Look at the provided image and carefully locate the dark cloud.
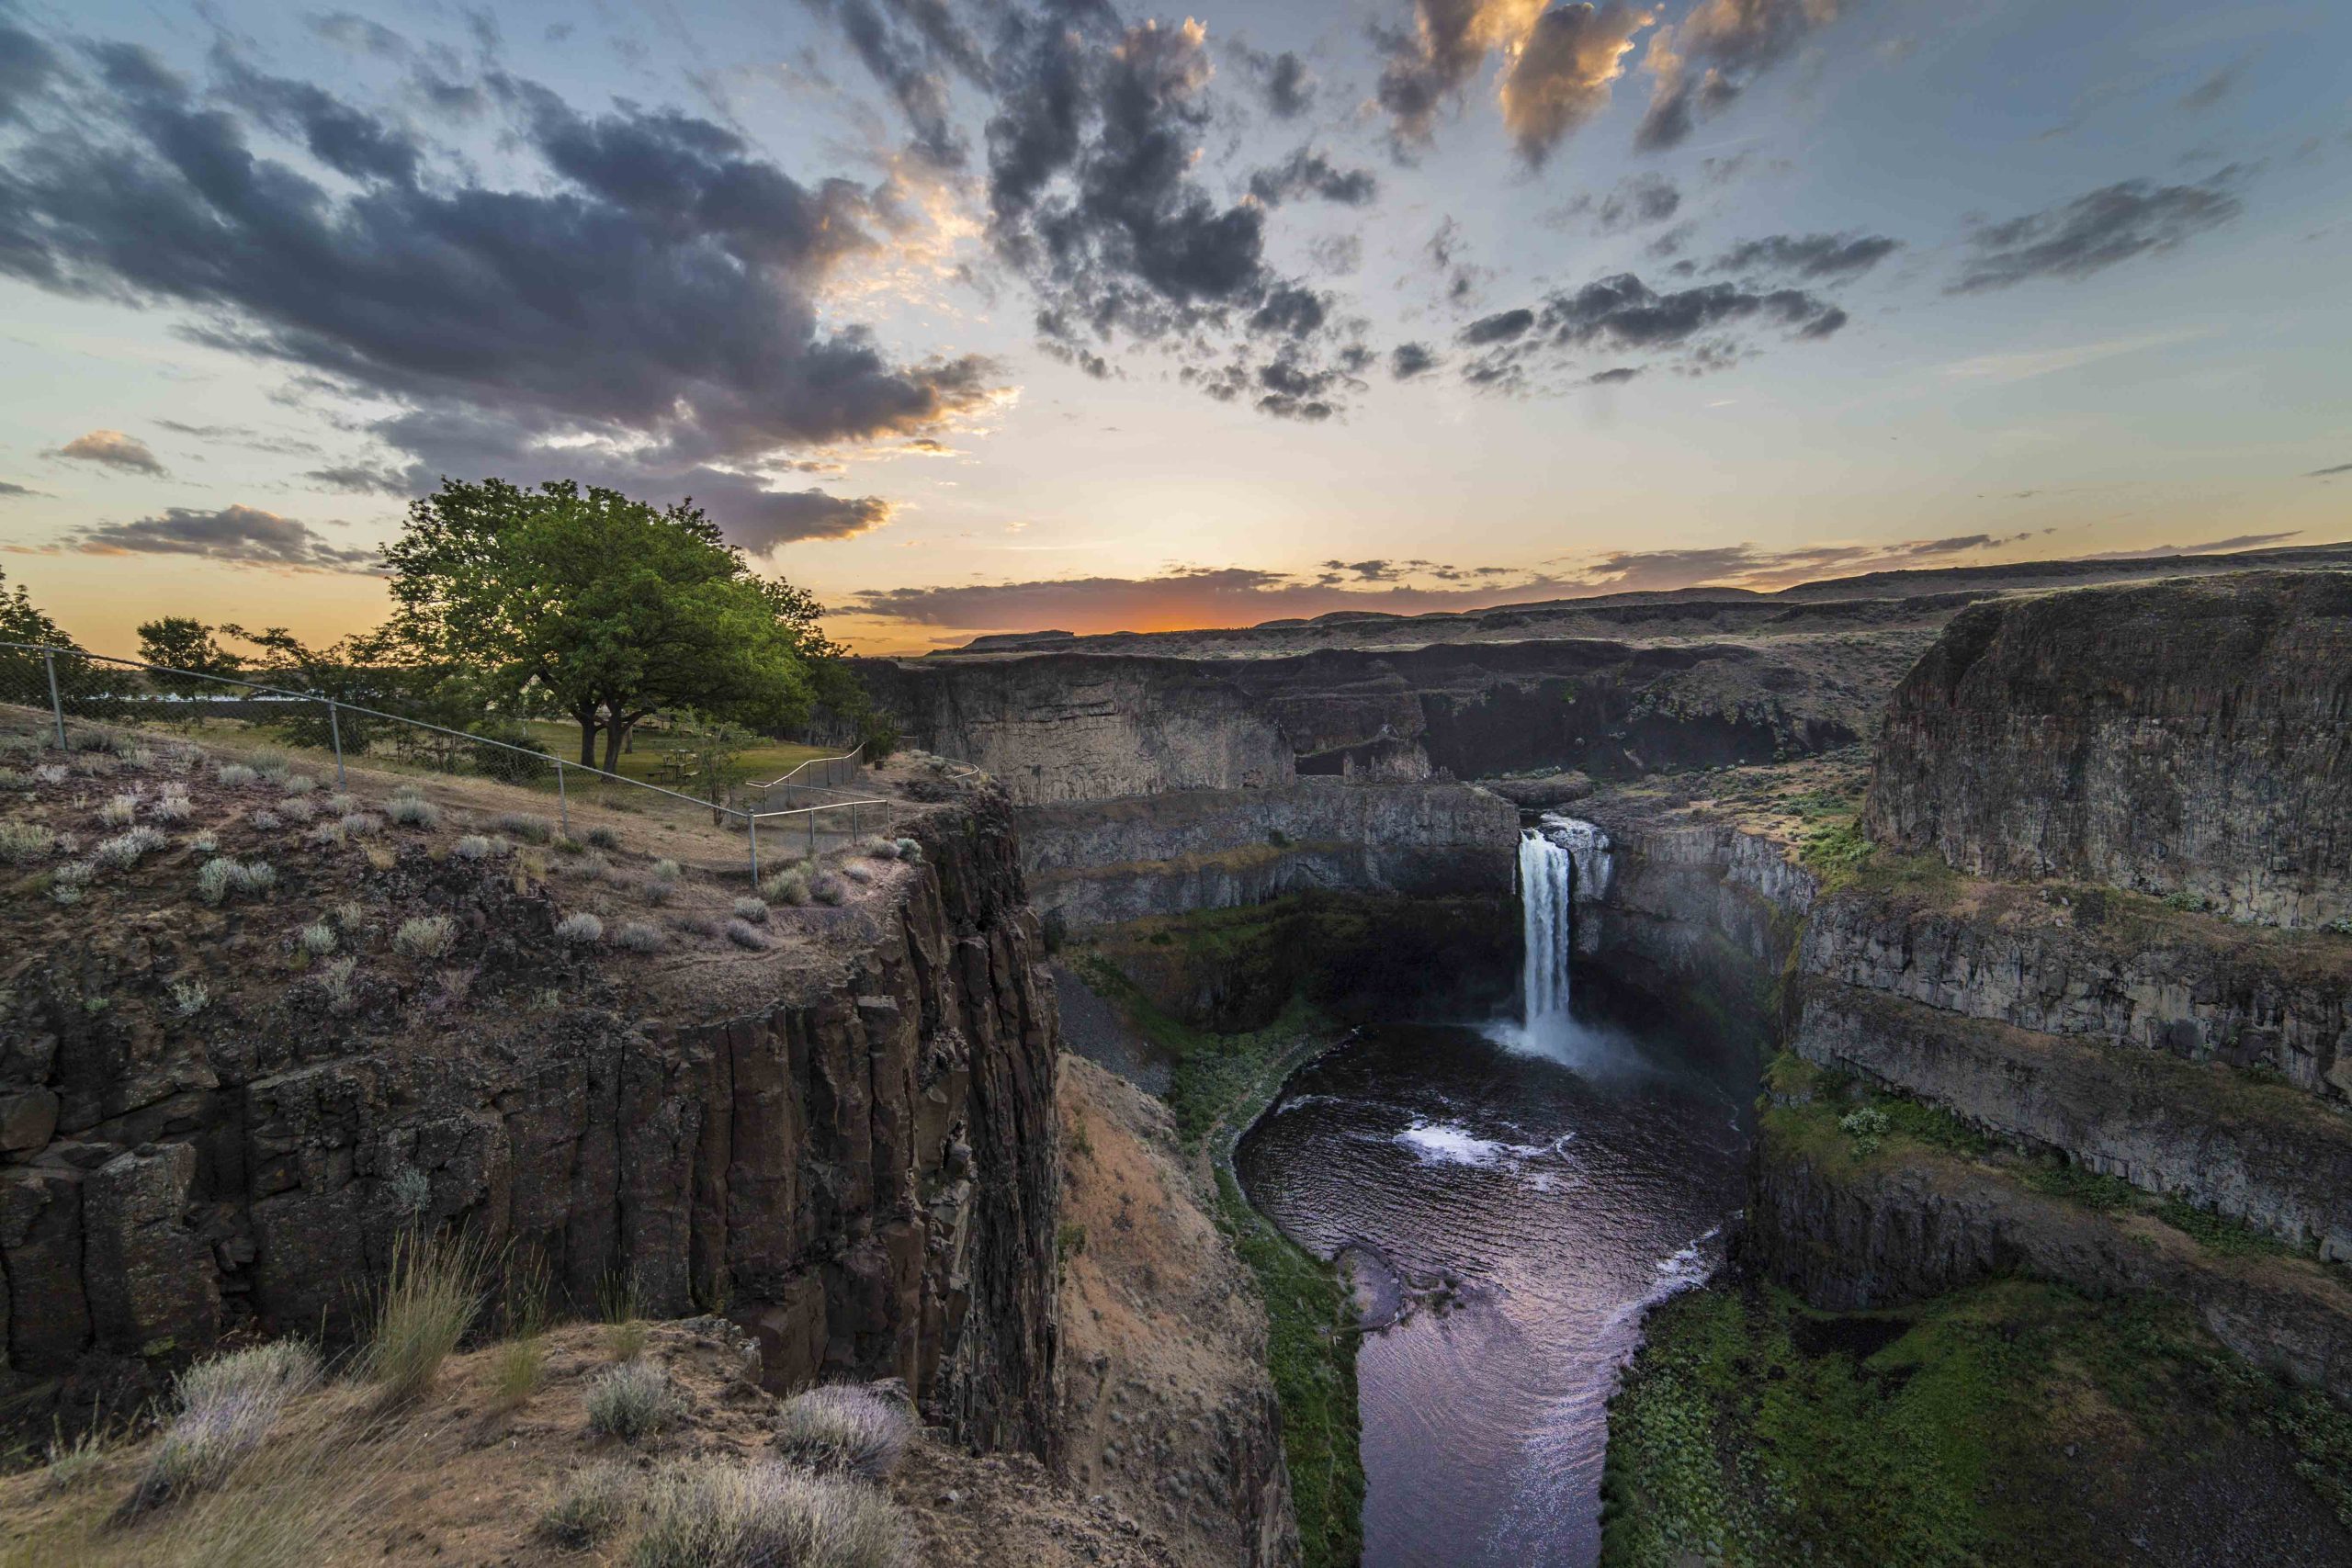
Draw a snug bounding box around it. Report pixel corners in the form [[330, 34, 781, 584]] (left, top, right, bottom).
[[218, 56, 425, 185], [2073, 532, 2300, 560], [46, 429, 165, 475], [1390, 342, 1440, 378], [155, 420, 322, 456], [1228, 42, 1317, 119], [0, 33, 1002, 548], [1247, 148, 1378, 207], [796, 0, 992, 165], [1550, 171, 1682, 232], [1713, 231, 1901, 280], [1638, 0, 1847, 152], [303, 463, 412, 495], [68, 503, 379, 571], [0, 17, 58, 121], [2309, 462, 2352, 478], [1462, 308, 1536, 345], [0, 479, 43, 497], [1540, 272, 1845, 349], [1584, 366, 1641, 383], [1499, 1, 1653, 164], [1378, 0, 1653, 158], [2179, 61, 2240, 112], [1950, 175, 2244, 292]]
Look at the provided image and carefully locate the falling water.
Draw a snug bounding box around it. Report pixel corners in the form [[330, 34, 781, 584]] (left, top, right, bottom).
[[1519, 829, 1575, 1037]]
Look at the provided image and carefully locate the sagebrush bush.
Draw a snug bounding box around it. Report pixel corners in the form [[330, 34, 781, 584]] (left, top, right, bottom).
[[319, 956, 360, 1015], [392, 915, 457, 959], [95, 826, 167, 869], [215, 763, 258, 787], [0, 821, 54, 864], [279, 773, 316, 797], [538, 1461, 638, 1549], [0, 766, 30, 792], [615, 919, 665, 953], [575, 850, 611, 880], [763, 869, 810, 906], [894, 838, 922, 863], [386, 793, 440, 829], [643, 875, 678, 906], [725, 918, 769, 950], [303, 821, 345, 849], [496, 810, 554, 844], [842, 863, 872, 886], [170, 978, 209, 1016], [279, 795, 317, 824], [297, 921, 337, 956], [674, 914, 722, 940], [556, 911, 605, 946], [584, 824, 621, 851], [732, 896, 769, 923], [338, 812, 381, 837], [586, 1360, 684, 1440], [50, 860, 95, 904], [773, 1385, 913, 1483], [333, 899, 369, 931], [248, 807, 283, 830], [650, 857, 683, 881], [196, 857, 274, 905], [325, 792, 356, 814], [365, 1227, 481, 1407], [35, 762, 68, 785], [153, 789, 193, 823], [864, 836, 899, 860], [249, 749, 290, 779], [132, 1338, 321, 1508], [811, 873, 847, 907], [628, 1461, 913, 1568], [98, 792, 139, 827], [187, 830, 220, 853], [453, 833, 495, 861]]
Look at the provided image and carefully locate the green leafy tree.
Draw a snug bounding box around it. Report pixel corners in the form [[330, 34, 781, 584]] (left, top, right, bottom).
[[379, 479, 817, 772], [136, 616, 245, 695], [221, 624, 397, 751], [1, 565, 75, 650]]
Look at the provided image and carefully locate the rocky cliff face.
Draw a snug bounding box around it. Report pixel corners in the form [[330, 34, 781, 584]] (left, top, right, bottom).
[[1864, 572, 2352, 927], [1, 783, 1062, 1453], [1018, 780, 1518, 930]]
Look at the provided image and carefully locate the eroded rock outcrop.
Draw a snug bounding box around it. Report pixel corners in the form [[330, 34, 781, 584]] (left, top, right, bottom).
[[1864, 571, 2352, 927]]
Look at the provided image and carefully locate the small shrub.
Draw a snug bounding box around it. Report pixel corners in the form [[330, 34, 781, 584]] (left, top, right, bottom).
[[195, 859, 236, 905], [152, 789, 193, 823], [0, 821, 54, 864], [584, 824, 621, 851], [169, 978, 210, 1017], [215, 763, 259, 787], [133, 1338, 321, 1507], [298, 920, 337, 956], [629, 1460, 914, 1568], [453, 833, 496, 861], [239, 860, 277, 894], [586, 1360, 684, 1441], [763, 869, 810, 906], [97, 792, 139, 827], [386, 793, 440, 829], [304, 821, 345, 849], [326, 792, 356, 814], [575, 850, 611, 880], [35, 762, 69, 785], [893, 838, 922, 863], [773, 1384, 912, 1482], [338, 811, 381, 837], [538, 1461, 638, 1548], [842, 863, 872, 886], [249, 749, 290, 779], [41, 1422, 111, 1493], [319, 956, 360, 1016], [50, 860, 95, 904], [725, 918, 769, 950], [674, 914, 722, 940], [557, 911, 605, 946], [95, 826, 168, 869], [865, 836, 900, 860], [248, 807, 283, 830], [388, 1164, 432, 1213], [2164, 890, 2208, 913], [643, 875, 678, 906], [278, 795, 317, 824], [1838, 1105, 1891, 1157], [650, 858, 683, 881], [0, 766, 29, 792], [279, 773, 317, 797], [732, 896, 770, 923], [393, 915, 458, 959], [365, 1227, 481, 1407], [187, 830, 219, 853], [495, 810, 555, 845], [811, 873, 847, 907], [333, 899, 369, 931], [616, 919, 665, 953]]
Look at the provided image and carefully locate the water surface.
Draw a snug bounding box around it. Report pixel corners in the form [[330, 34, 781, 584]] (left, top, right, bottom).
[[1236, 1017, 1750, 1568]]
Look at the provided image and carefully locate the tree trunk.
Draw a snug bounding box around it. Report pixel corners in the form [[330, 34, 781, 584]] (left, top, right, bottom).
[[575, 706, 599, 767], [601, 713, 636, 774]]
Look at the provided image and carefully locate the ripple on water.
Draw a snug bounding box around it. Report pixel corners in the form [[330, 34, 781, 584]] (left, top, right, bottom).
[[1237, 1021, 1752, 1568]]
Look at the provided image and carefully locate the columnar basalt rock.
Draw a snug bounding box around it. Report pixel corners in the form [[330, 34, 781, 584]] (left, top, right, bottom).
[[1863, 571, 2352, 927]]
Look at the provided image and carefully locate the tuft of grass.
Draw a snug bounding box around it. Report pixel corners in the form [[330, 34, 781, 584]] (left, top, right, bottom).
[[495, 810, 555, 844], [319, 956, 360, 1015], [810, 872, 846, 907], [363, 1227, 482, 1408], [248, 808, 283, 831], [650, 857, 683, 881], [214, 762, 258, 787], [392, 915, 458, 959], [586, 1359, 684, 1440], [131, 1338, 321, 1509], [491, 1335, 549, 1410], [864, 836, 900, 860], [628, 1460, 914, 1568], [0, 820, 55, 863], [453, 833, 496, 861], [332, 898, 369, 931], [616, 919, 666, 953], [386, 792, 440, 829], [279, 773, 316, 796], [97, 792, 140, 828], [724, 918, 770, 950], [732, 895, 770, 923], [152, 788, 193, 823], [51, 859, 96, 904], [773, 1385, 912, 1483], [584, 824, 621, 851], [297, 920, 337, 956], [763, 868, 810, 907], [278, 795, 317, 824], [338, 811, 381, 837], [94, 826, 167, 869], [556, 911, 605, 946], [169, 978, 210, 1016], [538, 1460, 639, 1548]]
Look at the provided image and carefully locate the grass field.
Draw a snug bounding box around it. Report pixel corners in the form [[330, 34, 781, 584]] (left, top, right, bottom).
[[514, 720, 835, 788]]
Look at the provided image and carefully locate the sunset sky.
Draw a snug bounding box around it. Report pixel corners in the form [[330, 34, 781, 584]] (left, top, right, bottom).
[[2, 0, 2347, 656]]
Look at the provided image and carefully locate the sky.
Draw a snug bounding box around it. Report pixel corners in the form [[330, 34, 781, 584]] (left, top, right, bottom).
[[0, 0, 2346, 657]]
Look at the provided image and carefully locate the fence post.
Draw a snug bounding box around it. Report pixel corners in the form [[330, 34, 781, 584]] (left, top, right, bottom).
[[327, 699, 346, 788], [43, 649, 66, 750], [556, 760, 569, 836], [747, 813, 760, 885], [850, 802, 859, 840], [807, 811, 815, 860]]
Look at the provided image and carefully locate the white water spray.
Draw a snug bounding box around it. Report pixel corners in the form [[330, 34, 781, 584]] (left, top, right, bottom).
[[1515, 815, 1612, 1042]]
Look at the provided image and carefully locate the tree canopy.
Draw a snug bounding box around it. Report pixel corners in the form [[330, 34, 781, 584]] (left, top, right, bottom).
[[1, 566, 74, 651], [379, 479, 820, 770], [136, 616, 244, 695]]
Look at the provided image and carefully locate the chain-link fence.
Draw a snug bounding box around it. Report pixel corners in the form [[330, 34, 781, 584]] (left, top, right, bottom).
[[0, 640, 901, 881]]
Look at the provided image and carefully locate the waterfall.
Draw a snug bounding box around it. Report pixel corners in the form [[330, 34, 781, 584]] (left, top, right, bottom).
[[1516, 816, 1612, 1039]]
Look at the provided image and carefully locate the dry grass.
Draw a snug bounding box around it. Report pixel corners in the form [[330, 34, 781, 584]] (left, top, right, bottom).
[[773, 1385, 912, 1483], [538, 1460, 640, 1549], [364, 1227, 483, 1408], [628, 1460, 914, 1568], [130, 1338, 322, 1510], [586, 1360, 686, 1441]]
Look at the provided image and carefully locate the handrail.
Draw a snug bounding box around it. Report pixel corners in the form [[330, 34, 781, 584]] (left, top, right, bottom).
[[749, 796, 892, 820], [751, 741, 863, 792]]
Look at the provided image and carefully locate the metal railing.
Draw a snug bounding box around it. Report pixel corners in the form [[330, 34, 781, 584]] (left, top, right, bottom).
[[0, 640, 899, 882]]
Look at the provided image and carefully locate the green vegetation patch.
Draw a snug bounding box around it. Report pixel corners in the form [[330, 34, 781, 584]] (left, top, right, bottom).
[[1602, 1279, 2352, 1568]]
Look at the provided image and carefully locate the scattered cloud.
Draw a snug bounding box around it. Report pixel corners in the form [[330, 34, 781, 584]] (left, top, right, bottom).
[[1391, 342, 1441, 378], [1377, 0, 1656, 162], [1461, 269, 1849, 389], [0, 479, 44, 498], [1248, 148, 1380, 207], [2178, 61, 2241, 112], [2309, 462, 2352, 478], [2073, 532, 2300, 559], [46, 428, 166, 475], [303, 463, 413, 495], [1712, 231, 1901, 280], [67, 504, 380, 571], [1638, 0, 1850, 152], [1229, 42, 1317, 119], [1552, 172, 1683, 233], [1949, 175, 2245, 292]]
